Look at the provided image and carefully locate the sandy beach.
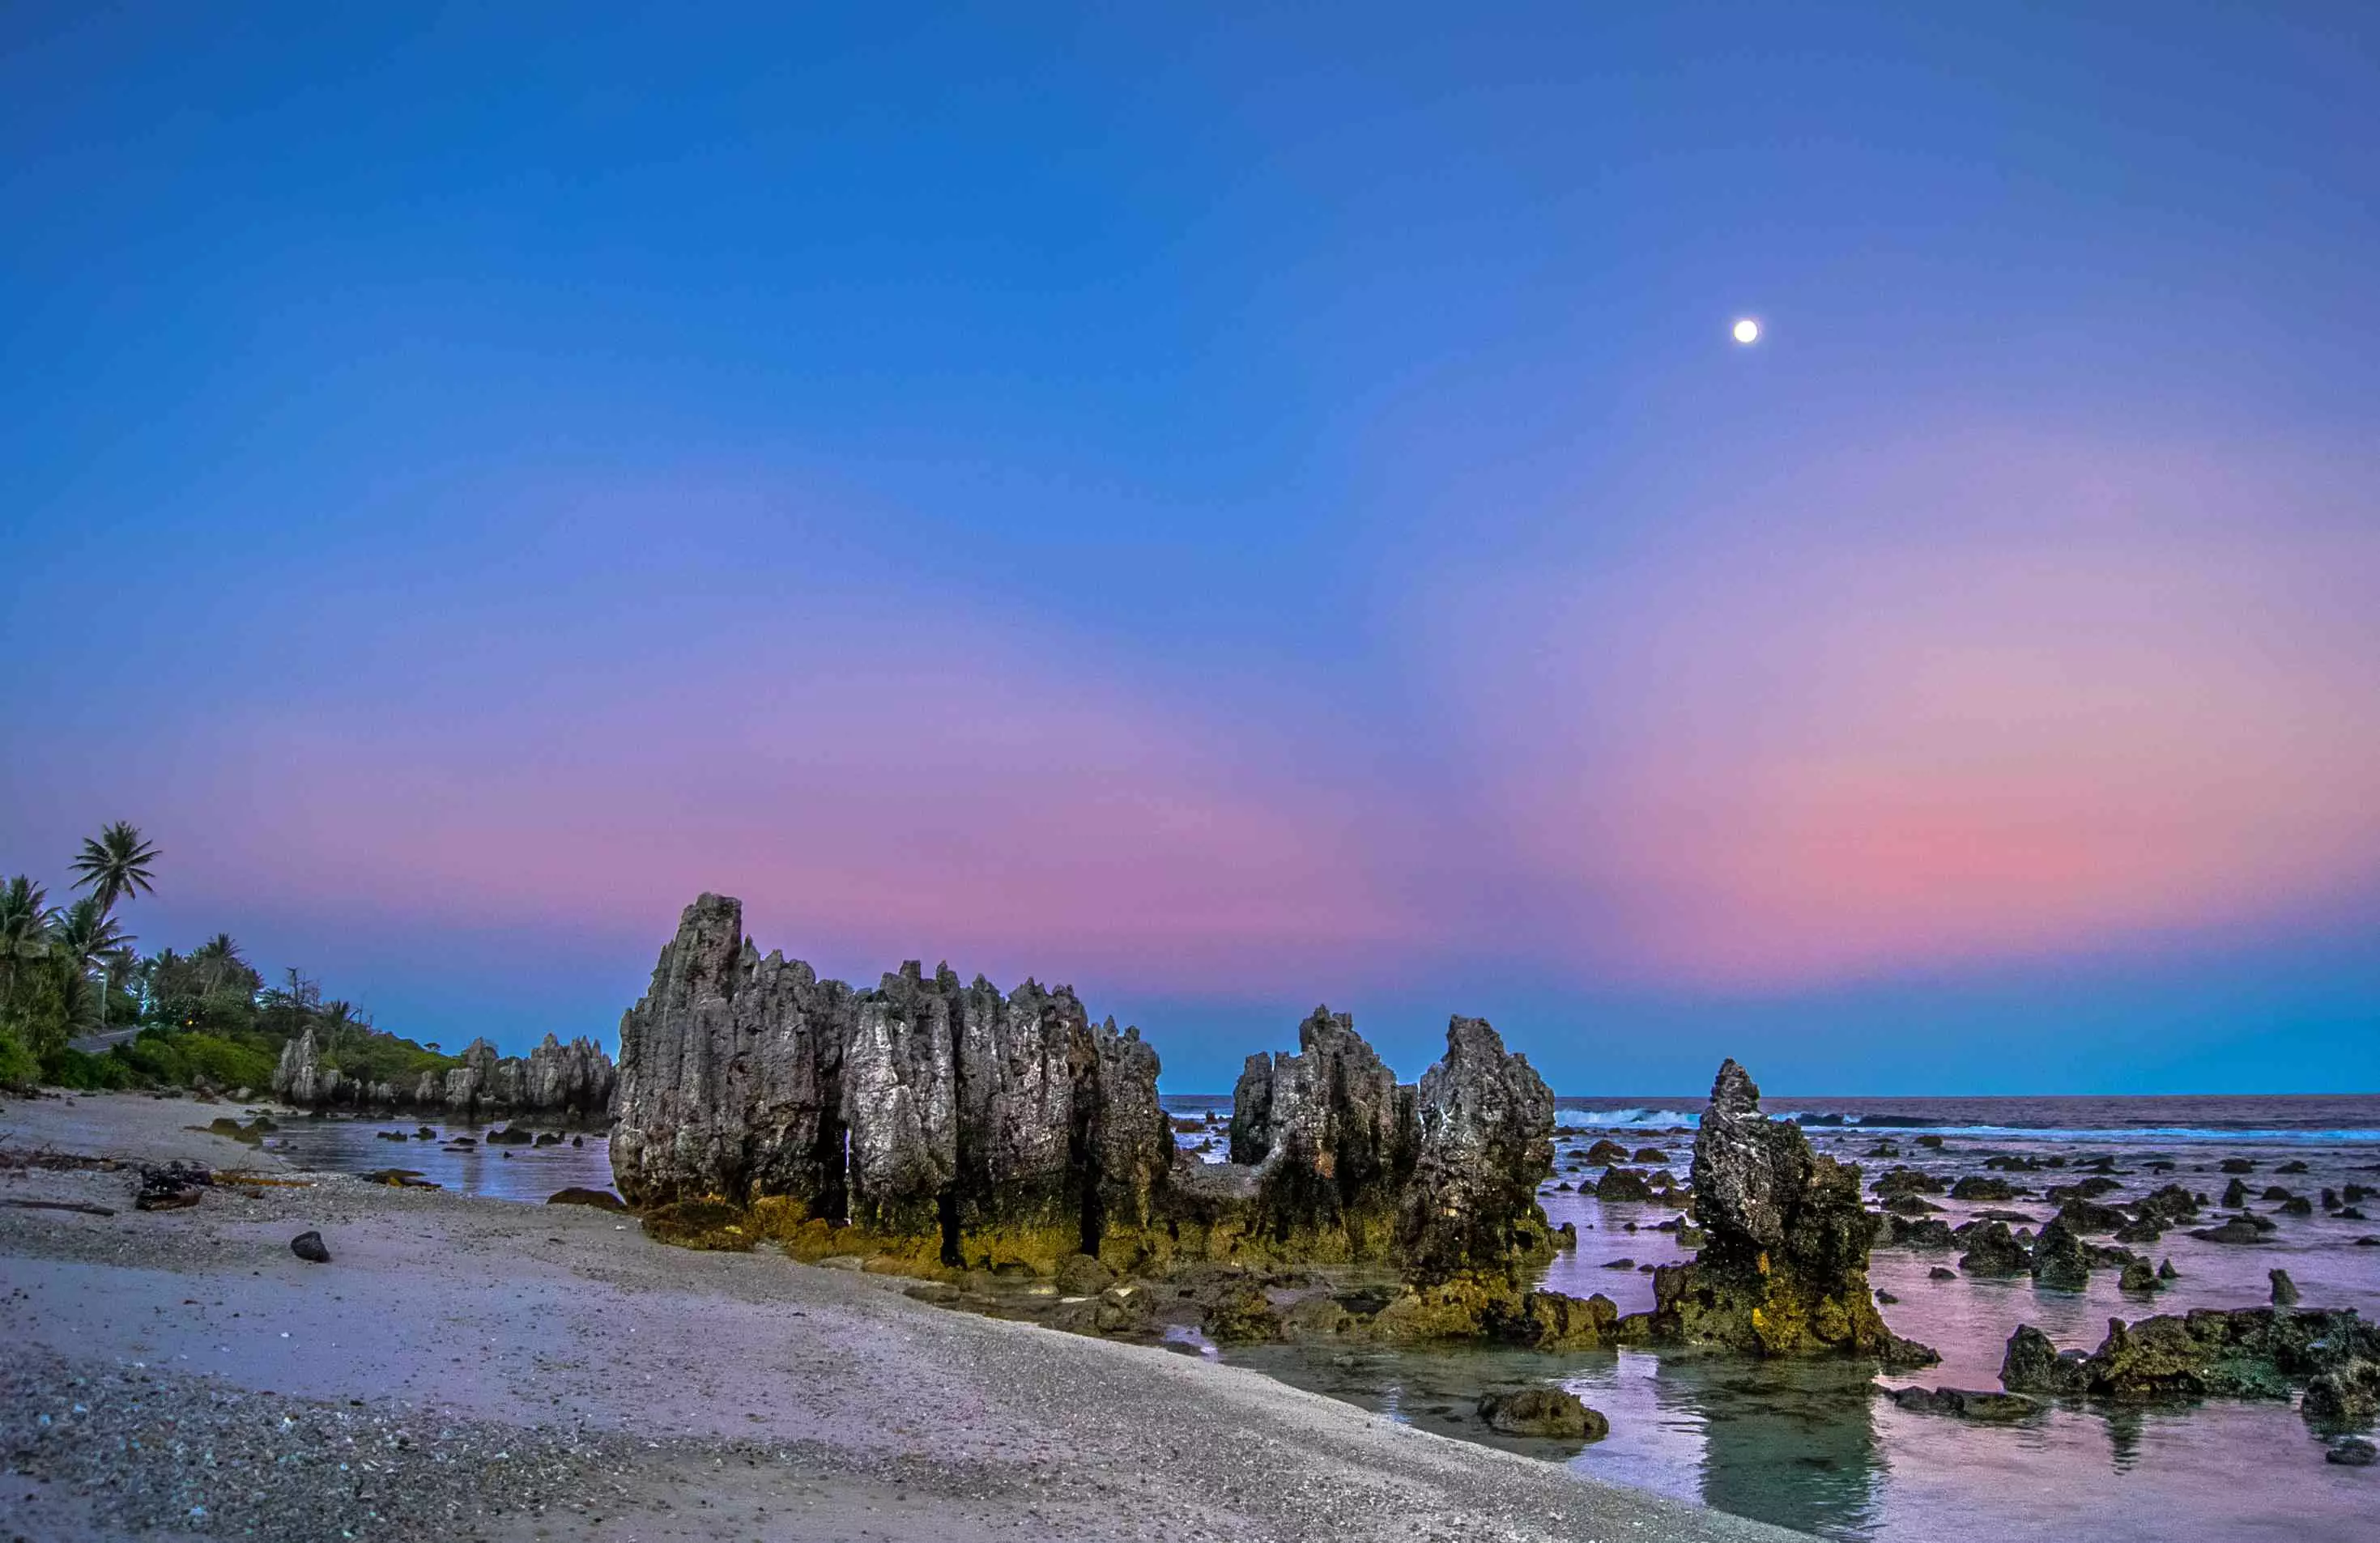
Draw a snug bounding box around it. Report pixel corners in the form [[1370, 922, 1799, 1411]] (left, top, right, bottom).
[[0, 1091, 1803, 1543]]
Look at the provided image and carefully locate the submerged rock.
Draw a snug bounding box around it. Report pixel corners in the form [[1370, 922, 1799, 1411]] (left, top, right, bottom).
[[1886, 1386, 2039, 1422], [1478, 1387, 1607, 1440], [1629, 1060, 1935, 1365]]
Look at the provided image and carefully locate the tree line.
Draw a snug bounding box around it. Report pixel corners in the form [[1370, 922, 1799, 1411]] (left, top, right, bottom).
[[1, 823, 456, 1093]]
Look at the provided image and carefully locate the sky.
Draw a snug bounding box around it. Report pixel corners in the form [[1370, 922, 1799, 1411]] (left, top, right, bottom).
[[4, 3, 2377, 1095]]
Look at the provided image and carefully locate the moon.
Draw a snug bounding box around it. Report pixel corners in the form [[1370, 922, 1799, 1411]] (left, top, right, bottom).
[[1732, 317, 1761, 345]]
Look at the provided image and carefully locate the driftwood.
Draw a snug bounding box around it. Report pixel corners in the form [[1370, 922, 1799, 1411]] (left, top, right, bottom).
[[0, 1197, 116, 1216]]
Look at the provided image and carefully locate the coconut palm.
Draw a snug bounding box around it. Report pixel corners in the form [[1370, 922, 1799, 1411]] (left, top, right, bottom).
[[53, 896, 135, 1031], [69, 821, 160, 916], [0, 875, 55, 993], [189, 932, 256, 997]]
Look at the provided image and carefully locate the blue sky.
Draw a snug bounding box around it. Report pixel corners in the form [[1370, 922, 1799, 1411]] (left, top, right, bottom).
[[4, 4, 2376, 1092]]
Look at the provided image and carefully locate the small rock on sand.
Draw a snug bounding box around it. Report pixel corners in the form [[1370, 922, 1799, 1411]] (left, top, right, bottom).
[[291, 1231, 330, 1264]]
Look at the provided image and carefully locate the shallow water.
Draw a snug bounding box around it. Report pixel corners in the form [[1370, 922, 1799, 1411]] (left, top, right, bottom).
[[253, 1112, 619, 1203], [1210, 1102, 2380, 1543]]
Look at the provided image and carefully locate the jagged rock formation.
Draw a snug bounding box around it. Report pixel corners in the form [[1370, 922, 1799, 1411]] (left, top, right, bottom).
[[1227, 1005, 1419, 1260], [1621, 1059, 1935, 1365], [1396, 1015, 1557, 1286], [273, 1029, 615, 1118], [610, 894, 1171, 1274]]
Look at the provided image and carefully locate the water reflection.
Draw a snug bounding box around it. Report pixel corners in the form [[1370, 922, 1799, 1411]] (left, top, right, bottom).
[[253, 1112, 619, 1202]]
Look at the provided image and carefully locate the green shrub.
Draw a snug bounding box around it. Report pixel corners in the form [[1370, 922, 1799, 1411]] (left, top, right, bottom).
[[0, 1022, 39, 1090], [47, 1046, 138, 1090]]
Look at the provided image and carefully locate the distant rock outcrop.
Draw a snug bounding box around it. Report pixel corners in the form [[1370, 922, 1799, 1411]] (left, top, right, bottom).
[[273, 1029, 614, 1118], [1621, 1059, 1936, 1365], [610, 893, 1172, 1274]]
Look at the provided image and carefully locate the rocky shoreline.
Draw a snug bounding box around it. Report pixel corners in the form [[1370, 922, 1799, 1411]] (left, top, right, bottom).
[[0, 1090, 1808, 1543]]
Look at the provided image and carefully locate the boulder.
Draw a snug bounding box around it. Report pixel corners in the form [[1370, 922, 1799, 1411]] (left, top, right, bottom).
[[2271, 1269, 2300, 1307], [1999, 1324, 2089, 1395], [1595, 1167, 1654, 1202], [2330, 1437, 2378, 1467], [547, 1187, 628, 1213], [289, 1231, 330, 1264], [2030, 1218, 2093, 1290], [1949, 1176, 2019, 1201], [1477, 1387, 1607, 1440], [1958, 1221, 2030, 1277]]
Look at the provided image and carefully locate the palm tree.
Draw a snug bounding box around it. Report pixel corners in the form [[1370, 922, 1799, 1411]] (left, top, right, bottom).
[[0, 875, 55, 995], [53, 896, 134, 1031], [189, 932, 253, 996], [70, 821, 160, 916]]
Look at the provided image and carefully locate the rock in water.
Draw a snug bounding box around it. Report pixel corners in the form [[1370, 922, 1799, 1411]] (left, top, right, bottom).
[[1634, 1059, 1935, 1364], [2329, 1437, 2378, 1467], [2002, 1309, 2380, 1405], [2030, 1218, 2093, 1290], [1394, 1017, 1557, 1286], [290, 1231, 330, 1264], [2271, 1268, 2300, 1306], [1227, 1006, 1418, 1260], [1477, 1387, 1608, 1439], [1958, 1221, 2030, 1277]]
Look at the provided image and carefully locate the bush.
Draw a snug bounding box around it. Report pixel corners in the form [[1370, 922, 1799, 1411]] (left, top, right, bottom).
[[0, 1022, 39, 1090], [47, 1046, 138, 1090], [117, 1027, 277, 1091]]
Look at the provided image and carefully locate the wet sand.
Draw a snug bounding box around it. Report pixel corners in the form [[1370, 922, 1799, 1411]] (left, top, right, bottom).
[[0, 1092, 1804, 1543]]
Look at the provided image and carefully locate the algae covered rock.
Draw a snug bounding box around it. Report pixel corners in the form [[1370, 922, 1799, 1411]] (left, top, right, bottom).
[[2001, 1307, 2380, 1405], [1478, 1387, 1607, 1440], [1637, 1059, 1935, 1365], [641, 1199, 757, 1252]]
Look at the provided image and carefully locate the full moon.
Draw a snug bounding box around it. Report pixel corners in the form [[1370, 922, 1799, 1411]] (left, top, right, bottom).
[[1732, 317, 1761, 344]]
